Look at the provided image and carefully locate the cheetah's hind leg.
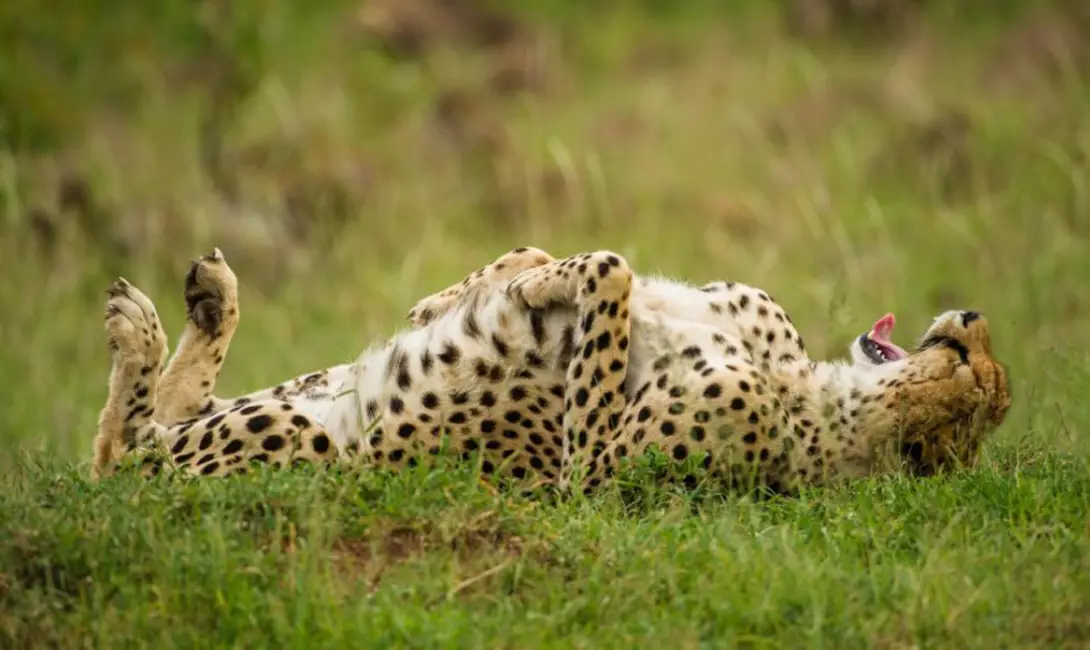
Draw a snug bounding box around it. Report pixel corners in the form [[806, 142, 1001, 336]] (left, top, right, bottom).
[[407, 247, 555, 327], [505, 251, 634, 492], [155, 248, 241, 424], [93, 262, 342, 481], [93, 278, 171, 479]]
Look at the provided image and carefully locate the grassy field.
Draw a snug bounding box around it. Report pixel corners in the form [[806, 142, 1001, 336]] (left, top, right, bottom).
[[2, 1, 1090, 647]]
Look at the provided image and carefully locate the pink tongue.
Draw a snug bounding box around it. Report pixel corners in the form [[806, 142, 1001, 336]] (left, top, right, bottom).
[[869, 312, 907, 359]]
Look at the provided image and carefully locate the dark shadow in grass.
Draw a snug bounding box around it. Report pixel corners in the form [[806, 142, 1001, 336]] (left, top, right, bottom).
[[1, 531, 96, 611], [328, 518, 526, 595], [595, 447, 797, 518]]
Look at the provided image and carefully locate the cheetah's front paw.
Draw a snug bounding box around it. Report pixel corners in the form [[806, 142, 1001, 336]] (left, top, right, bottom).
[[104, 279, 167, 371], [408, 286, 464, 327], [184, 248, 239, 339], [409, 247, 557, 326], [505, 264, 575, 311]]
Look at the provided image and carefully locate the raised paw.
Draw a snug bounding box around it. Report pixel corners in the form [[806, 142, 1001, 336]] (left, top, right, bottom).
[[183, 247, 239, 340], [408, 247, 556, 326], [104, 278, 168, 370], [505, 264, 574, 310], [506, 251, 632, 311], [408, 285, 464, 327]]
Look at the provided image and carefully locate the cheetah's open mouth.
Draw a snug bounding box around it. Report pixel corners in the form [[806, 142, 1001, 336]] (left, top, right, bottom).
[[860, 313, 907, 364]]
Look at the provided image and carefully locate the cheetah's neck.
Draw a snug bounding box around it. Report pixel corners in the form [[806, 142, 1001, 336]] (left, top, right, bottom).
[[785, 359, 909, 485]]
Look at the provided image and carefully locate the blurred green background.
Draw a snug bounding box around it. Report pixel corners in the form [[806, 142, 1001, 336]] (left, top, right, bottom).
[[1, 0, 1088, 465]]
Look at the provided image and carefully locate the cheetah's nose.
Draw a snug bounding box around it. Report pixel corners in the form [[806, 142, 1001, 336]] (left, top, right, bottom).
[[961, 311, 981, 327]]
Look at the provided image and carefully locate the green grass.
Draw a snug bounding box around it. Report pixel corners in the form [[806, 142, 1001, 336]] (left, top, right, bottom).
[[2, 2, 1090, 647], [4, 450, 1090, 647]]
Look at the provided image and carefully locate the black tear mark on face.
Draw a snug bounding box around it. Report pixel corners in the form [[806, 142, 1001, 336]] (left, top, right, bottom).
[[918, 336, 970, 364], [960, 311, 981, 327]]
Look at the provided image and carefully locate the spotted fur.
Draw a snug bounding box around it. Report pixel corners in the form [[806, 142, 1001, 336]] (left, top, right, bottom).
[[93, 248, 1011, 494]]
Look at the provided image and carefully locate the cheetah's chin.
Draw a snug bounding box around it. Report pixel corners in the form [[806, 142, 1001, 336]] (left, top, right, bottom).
[[860, 312, 907, 364]]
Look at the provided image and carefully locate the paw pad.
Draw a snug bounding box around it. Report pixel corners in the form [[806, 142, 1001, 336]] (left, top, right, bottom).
[[183, 247, 238, 338]]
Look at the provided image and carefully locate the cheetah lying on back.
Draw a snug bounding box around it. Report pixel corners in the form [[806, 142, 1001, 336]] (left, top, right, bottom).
[[93, 247, 1010, 495]]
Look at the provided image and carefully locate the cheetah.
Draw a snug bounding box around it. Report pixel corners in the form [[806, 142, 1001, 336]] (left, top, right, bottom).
[[92, 247, 1010, 495]]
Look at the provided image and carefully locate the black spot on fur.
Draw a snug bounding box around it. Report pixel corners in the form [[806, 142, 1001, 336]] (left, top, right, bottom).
[[438, 343, 461, 365], [171, 435, 190, 454], [491, 334, 510, 357], [463, 310, 482, 339], [524, 309, 546, 345], [246, 415, 273, 434], [595, 331, 611, 350]]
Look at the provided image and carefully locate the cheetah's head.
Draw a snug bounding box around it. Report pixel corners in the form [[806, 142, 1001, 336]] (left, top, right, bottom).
[[856, 310, 1012, 477]]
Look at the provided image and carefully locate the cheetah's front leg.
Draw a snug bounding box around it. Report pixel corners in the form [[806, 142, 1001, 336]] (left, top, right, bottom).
[[506, 251, 634, 492]]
